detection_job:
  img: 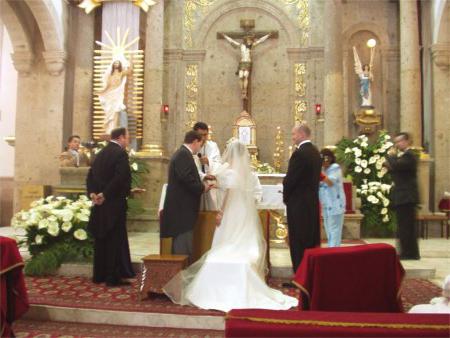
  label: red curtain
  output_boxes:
[1,236,29,337]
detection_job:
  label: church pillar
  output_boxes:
[323,0,344,146]
[141,0,165,157]
[132,0,169,233]
[69,7,94,141]
[430,44,450,209]
[399,0,422,146]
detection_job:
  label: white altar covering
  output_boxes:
[158,183,285,212]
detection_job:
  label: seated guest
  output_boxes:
[319,148,345,247]
[409,275,450,313]
[60,135,90,167]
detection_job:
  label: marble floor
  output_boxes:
[2,226,448,286]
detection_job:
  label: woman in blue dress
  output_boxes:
[319,149,346,247]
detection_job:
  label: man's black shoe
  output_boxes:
[105,279,131,287]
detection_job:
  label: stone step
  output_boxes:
[24,304,225,331]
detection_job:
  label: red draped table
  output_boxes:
[1,236,29,337]
[293,243,404,312]
[225,309,450,337]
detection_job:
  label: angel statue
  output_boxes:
[353,44,375,107]
[97,55,133,134]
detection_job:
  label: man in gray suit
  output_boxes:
[160,131,213,261]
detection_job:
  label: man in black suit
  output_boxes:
[87,127,135,286]
[385,132,420,260]
[160,131,213,261]
[283,124,322,274]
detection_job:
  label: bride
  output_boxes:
[163,139,298,312]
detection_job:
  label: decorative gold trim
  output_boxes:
[292,279,310,299]
[277,0,310,46]
[225,314,450,330]
[78,0,156,14]
[0,262,24,275]
[137,144,165,157]
[185,64,199,130]
[184,0,217,48]
[293,63,307,124]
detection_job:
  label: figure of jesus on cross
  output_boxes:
[222,32,271,99]
[218,20,278,109]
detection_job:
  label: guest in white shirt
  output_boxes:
[193,122,222,210]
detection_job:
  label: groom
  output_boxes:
[160,131,213,261]
[283,124,322,275]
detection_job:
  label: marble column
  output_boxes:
[323,0,344,146]
[131,0,169,233]
[431,44,450,209]
[140,0,165,157]
[399,0,422,146]
[70,8,95,141]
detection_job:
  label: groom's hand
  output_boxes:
[204,182,213,192]
[204,174,216,181]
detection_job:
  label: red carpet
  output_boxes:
[13,319,224,337]
[25,276,440,315]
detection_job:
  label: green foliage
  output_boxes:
[128,155,149,216]
[335,131,396,237]
[24,240,93,276]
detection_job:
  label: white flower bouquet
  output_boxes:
[12,195,94,275]
[336,131,396,236]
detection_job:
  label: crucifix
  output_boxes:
[217,19,278,113]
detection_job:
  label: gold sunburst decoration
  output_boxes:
[78,0,156,14]
[92,27,144,140]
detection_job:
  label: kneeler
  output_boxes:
[294,243,404,312]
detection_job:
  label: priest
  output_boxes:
[193,122,222,210]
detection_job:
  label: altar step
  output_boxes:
[24,304,225,331]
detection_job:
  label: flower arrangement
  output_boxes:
[12,195,93,275]
[336,131,396,236]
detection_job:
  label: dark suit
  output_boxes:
[87,142,135,283]
[160,145,204,257]
[283,141,322,273]
[387,149,420,259]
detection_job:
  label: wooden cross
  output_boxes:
[218,19,278,113]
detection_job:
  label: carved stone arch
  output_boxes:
[24,0,66,75]
[194,0,301,49]
[342,22,390,50]
[0,0,34,75]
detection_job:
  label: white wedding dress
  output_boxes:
[163,140,298,312]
